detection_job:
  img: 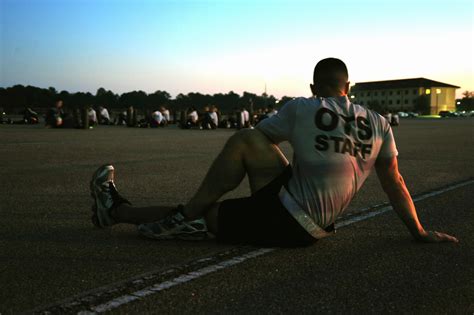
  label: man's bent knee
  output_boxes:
[232,128,272,148]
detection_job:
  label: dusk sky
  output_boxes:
[1,0,473,98]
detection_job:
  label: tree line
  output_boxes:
[456,91,474,111]
[0,85,295,114]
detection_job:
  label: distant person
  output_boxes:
[88,106,98,126]
[185,106,199,129]
[115,109,127,125]
[0,108,5,124]
[160,106,171,122]
[210,106,219,128]
[200,106,218,130]
[98,106,111,125]
[0,107,12,124]
[391,113,400,126]
[89,58,458,247]
[45,98,65,128]
[150,109,166,127]
[21,107,39,124]
[266,105,278,118]
[253,108,267,125]
[240,107,250,128]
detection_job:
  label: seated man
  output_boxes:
[201,106,217,130]
[150,109,167,127]
[45,98,64,128]
[23,107,39,124]
[89,58,458,247]
[98,106,111,125]
[185,107,199,129]
[209,106,219,129]
[160,106,171,122]
[88,107,98,126]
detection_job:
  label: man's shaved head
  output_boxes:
[311,58,349,97]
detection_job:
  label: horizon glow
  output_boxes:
[1,0,473,99]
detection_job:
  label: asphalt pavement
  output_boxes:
[0,118,473,313]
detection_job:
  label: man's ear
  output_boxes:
[343,81,350,95]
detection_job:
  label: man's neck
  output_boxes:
[316,93,346,98]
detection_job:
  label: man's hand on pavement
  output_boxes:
[416,230,459,243]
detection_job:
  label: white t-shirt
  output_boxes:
[188,110,198,123]
[100,108,110,120]
[162,109,170,121]
[88,109,97,123]
[240,110,249,126]
[152,110,165,123]
[257,96,398,235]
[209,112,218,126]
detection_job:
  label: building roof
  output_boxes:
[352,78,460,90]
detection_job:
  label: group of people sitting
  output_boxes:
[182,105,279,130]
[2,98,280,131]
[86,106,112,126]
[43,100,113,129]
[183,106,219,130]
[0,107,40,125]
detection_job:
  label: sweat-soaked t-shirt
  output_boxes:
[257,96,398,236]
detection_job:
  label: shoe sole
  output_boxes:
[90,164,114,228]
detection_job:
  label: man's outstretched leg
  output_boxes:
[90,129,289,239]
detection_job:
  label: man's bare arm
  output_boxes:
[375,156,458,243]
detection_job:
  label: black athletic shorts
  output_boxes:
[217,166,317,247]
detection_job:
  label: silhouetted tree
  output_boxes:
[0,84,291,115]
[212,91,240,112]
[457,90,474,111]
[96,87,119,108]
[174,93,190,110]
[147,90,171,109]
[119,90,148,109]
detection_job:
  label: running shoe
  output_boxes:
[90,164,130,228]
[137,207,211,241]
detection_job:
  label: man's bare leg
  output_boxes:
[112,204,175,225]
[113,129,288,230]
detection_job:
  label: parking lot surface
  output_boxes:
[0,118,472,313]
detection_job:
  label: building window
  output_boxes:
[367,92,371,96]
[396,100,400,104]
[436,88,442,94]
[405,90,408,94]
[389,91,393,95]
[413,100,417,104]
[360,92,364,97]
[397,90,400,95]
[381,100,385,105]
[374,91,378,96]
[381,91,385,96]
[388,100,392,105]
[413,89,417,95]
[426,89,431,94]
[404,99,408,104]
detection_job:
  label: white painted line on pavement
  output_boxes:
[73,178,473,314]
[80,248,274,314]
[336,178,474,228]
